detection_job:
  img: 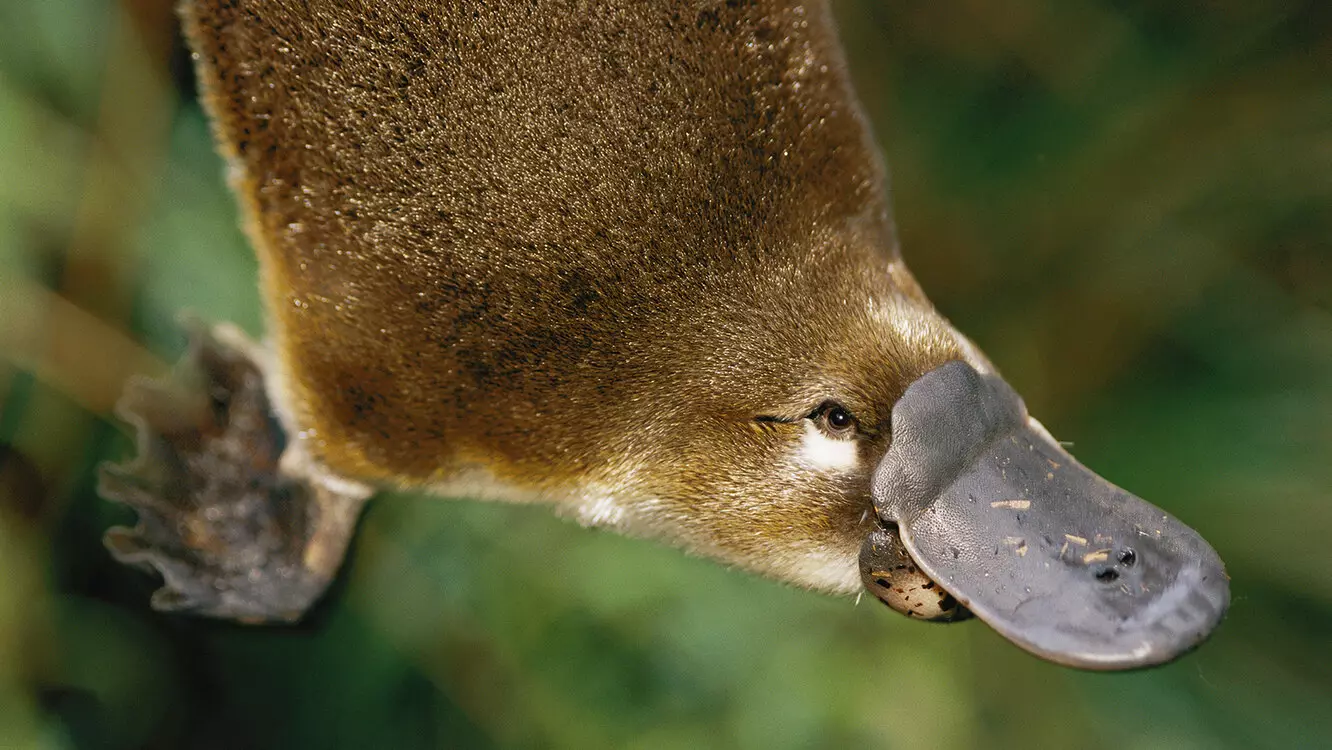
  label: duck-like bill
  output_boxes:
[863,361,1229,670]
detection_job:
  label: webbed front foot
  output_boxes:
[99,322,370,623]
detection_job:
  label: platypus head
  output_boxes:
[161,0,1228,668]
[605,238,965,593]
[604,219,1227,670]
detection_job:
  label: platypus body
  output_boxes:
[102,0,1229,669]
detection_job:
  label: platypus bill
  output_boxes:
[100,0,1229,670]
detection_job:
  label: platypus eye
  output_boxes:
[814,402,858,438]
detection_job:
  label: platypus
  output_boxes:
[101,0,1229,670]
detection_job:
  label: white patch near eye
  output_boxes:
[798,421,859,471]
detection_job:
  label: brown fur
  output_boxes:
[183,0,969,589]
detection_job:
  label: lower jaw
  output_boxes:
[860,522,970,621]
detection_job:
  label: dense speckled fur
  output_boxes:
[184,0,977,592]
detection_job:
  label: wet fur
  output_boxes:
[184,0,968,591]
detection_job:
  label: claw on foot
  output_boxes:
[99,321,369,623]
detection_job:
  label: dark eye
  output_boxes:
[817,402,857,437]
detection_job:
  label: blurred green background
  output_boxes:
[1,0,1330,748]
